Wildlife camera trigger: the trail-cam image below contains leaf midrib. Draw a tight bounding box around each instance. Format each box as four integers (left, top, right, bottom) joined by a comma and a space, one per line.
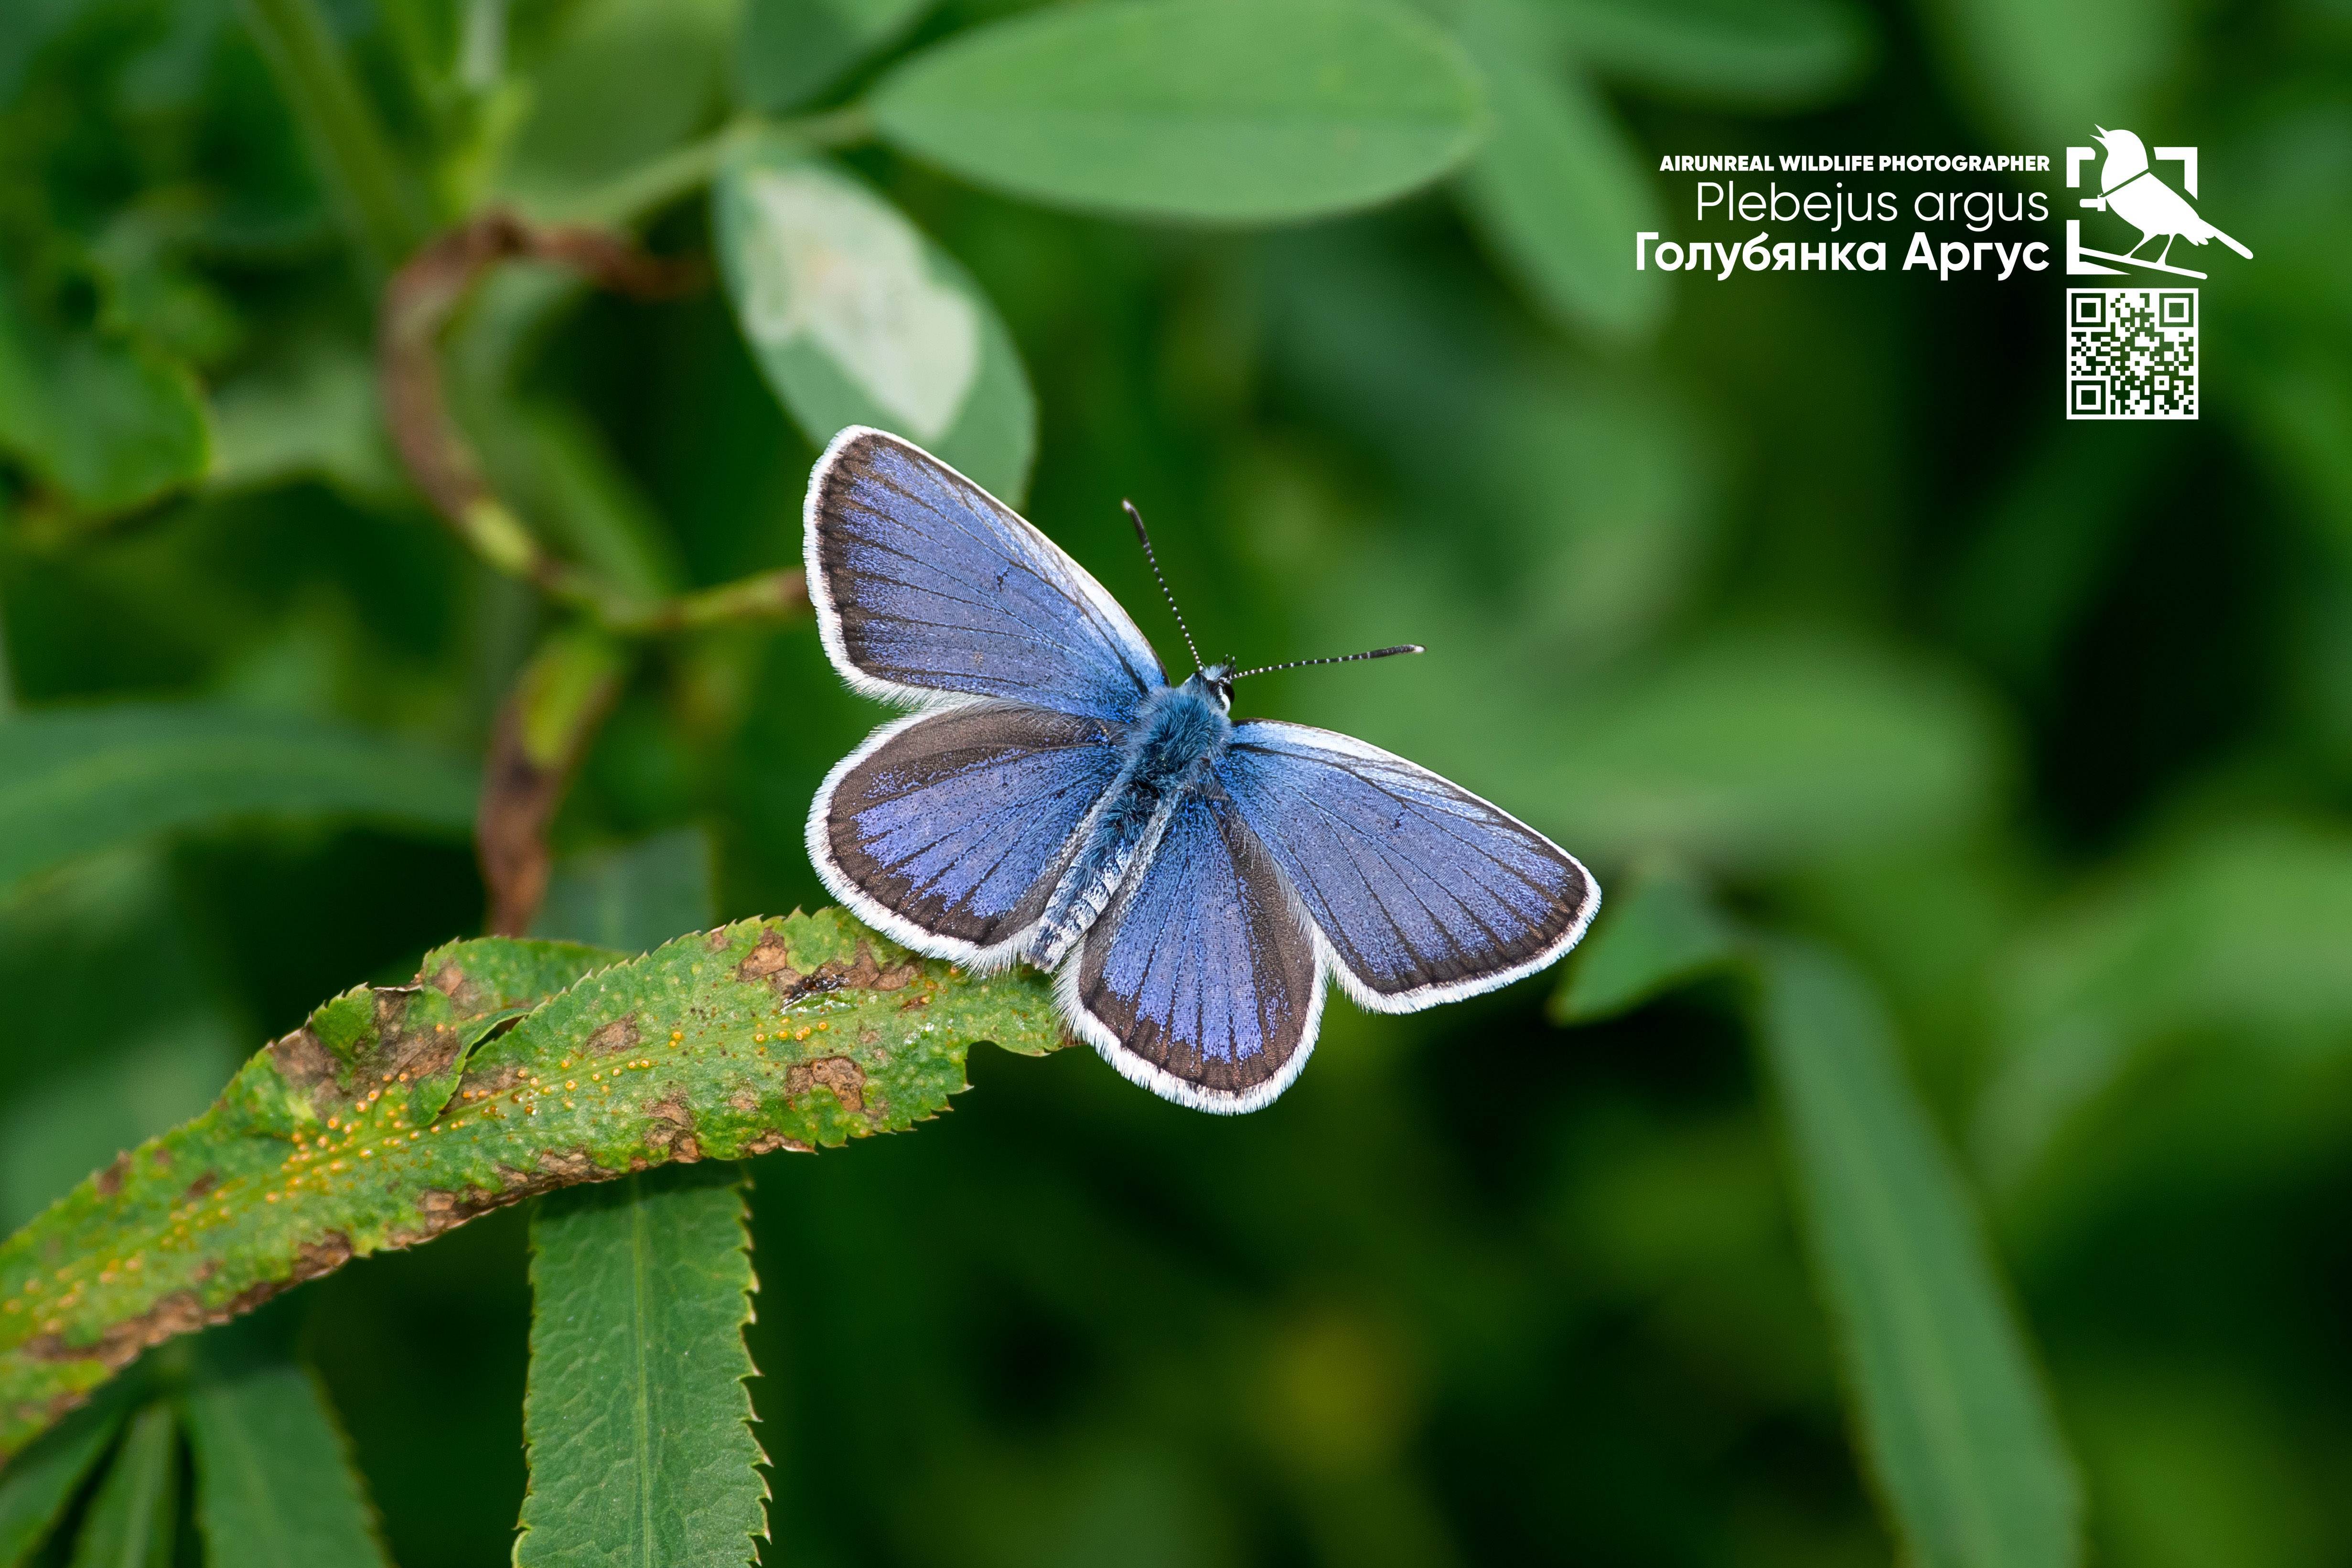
630, 1177, 656, 1568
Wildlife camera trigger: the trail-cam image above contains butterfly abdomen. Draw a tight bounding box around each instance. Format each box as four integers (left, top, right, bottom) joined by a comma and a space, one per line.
1022, 680, 1233, 969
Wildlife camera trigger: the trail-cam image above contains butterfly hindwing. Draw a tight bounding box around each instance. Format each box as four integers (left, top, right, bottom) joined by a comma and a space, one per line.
1064, 791, 1324, 1113
806, 427, 1166, 720
1217, 720, 1598, 1011
810, 701, 1126, 965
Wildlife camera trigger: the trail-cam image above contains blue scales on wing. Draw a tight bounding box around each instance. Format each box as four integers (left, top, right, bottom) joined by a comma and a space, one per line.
805, 427, 1166, 720
813, 702, 1126, 962
1068, 792, 1323, 1111
1218, 721, 1597, 1010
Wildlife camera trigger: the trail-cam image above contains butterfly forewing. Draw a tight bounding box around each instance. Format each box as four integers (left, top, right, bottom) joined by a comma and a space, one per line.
1065, 793, 1324, 1112
811, 702, 1125, 964
806, 427, 1166, 719
1218, 721, 1597, 1010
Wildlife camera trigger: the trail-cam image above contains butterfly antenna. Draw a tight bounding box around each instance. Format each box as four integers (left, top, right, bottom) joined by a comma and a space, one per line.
1230, 644, 1425, 681
1123, 500, 1203, 673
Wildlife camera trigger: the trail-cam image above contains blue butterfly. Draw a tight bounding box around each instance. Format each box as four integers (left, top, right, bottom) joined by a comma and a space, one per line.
803, 427, 1600, 1113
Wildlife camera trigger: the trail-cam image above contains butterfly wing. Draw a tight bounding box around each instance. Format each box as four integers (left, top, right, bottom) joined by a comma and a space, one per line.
1218, 721, 1597, 1011
806, 426, 1166, 720
1063, 792, 1324, 1114
809, 701, 1126, 966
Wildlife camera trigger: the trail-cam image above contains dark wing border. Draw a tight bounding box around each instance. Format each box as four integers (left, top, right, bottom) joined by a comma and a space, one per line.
1056, 795, 1326, 1115
807, 703, 1119, 969
1221, 720, 1600, 1014
803, 424, 1165, 713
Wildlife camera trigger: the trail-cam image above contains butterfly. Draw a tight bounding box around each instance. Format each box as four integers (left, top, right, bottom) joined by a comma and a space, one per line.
803, 427, 1600, 1113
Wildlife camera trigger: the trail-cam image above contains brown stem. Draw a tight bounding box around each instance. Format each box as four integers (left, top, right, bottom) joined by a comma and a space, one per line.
477, 628, 629, 935
377, 211, 744, 621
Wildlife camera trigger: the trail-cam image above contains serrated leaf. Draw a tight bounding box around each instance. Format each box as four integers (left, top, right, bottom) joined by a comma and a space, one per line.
1453, 0, 1667, 339
0, 281, 210, 520
1755, 943, 2080, 1568
0, 911, 1063, 1459
0, 1394, 127, 1568
179, 1350, 389, 1568
517, 1164, 764, 1567
715, 143, 1036, 502
0, 705, 480, 893
1551, 867, 1740, 1023
1548, 0, 1873, 107
66, 1403, 175, 1568
735, 0, 935, 110
868, 0, 1485, 223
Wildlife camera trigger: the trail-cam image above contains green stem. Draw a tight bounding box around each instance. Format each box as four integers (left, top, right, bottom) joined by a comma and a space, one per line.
604, 570, 809, 635
550, 106, 880, 227
0, 913, 1062, 1462
237, 0, 430, 275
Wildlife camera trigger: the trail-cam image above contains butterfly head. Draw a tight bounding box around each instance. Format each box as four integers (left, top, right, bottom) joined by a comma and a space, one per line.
1192, 662, 1237, 712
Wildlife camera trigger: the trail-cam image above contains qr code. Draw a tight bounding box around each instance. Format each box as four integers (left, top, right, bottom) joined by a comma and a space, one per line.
2066, 289, 2197, 419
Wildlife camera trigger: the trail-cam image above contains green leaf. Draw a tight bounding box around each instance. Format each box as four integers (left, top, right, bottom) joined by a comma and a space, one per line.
66, 1403, 176, 1568
1922, 0, 2182, 147
1754, 943, 2080, 1568
735, 0, 934, 111
536, 829, 719, 955
1537, 635, 2005, 870
205, 344, 403, 504
868, 0, 1486, 223
1551, 867, 1740, 1023
0, 283, 210, 520
180, 1350, 389, 1568
499, 0, 736, 209
1548, 0, 1874, 107
0, 912, 1063, 1459
0, 1396, 127, 1567
0, 705, 480, 893
1975, 822, 2352, 1187
1452, 0, 1667, 340
517, 1164, 765, 1567
714, 140, 1035, 501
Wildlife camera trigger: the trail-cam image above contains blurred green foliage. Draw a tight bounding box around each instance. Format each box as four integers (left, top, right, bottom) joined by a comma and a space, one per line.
0, 0, 2349, 1562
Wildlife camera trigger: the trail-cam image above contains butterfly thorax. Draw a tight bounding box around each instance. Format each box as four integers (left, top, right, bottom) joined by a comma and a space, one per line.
1021, 676, 1233, 969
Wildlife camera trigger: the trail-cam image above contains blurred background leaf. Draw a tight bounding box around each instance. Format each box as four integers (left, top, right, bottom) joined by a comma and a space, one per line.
179, 1338, 392, 1568
715, 140, 1037, 499
869, 0, 1486, 222
736, 0, 935, 113
0, 705, 477, 891
1, 0, 2348, 1562
1550, 0, 1874, 108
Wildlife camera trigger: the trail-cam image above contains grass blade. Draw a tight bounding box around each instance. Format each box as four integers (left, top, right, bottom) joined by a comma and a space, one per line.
517, 1165, 765, 1566
65, 1403, 175, 1568
1754, 942, 2080, 1568
180, 1349, 388, 1568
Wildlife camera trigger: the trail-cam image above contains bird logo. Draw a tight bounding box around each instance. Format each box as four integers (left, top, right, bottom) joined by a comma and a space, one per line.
2066, 128, 2251, 279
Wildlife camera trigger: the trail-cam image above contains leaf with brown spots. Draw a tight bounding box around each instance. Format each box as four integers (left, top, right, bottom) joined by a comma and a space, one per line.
0, 909, 1062, 1460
